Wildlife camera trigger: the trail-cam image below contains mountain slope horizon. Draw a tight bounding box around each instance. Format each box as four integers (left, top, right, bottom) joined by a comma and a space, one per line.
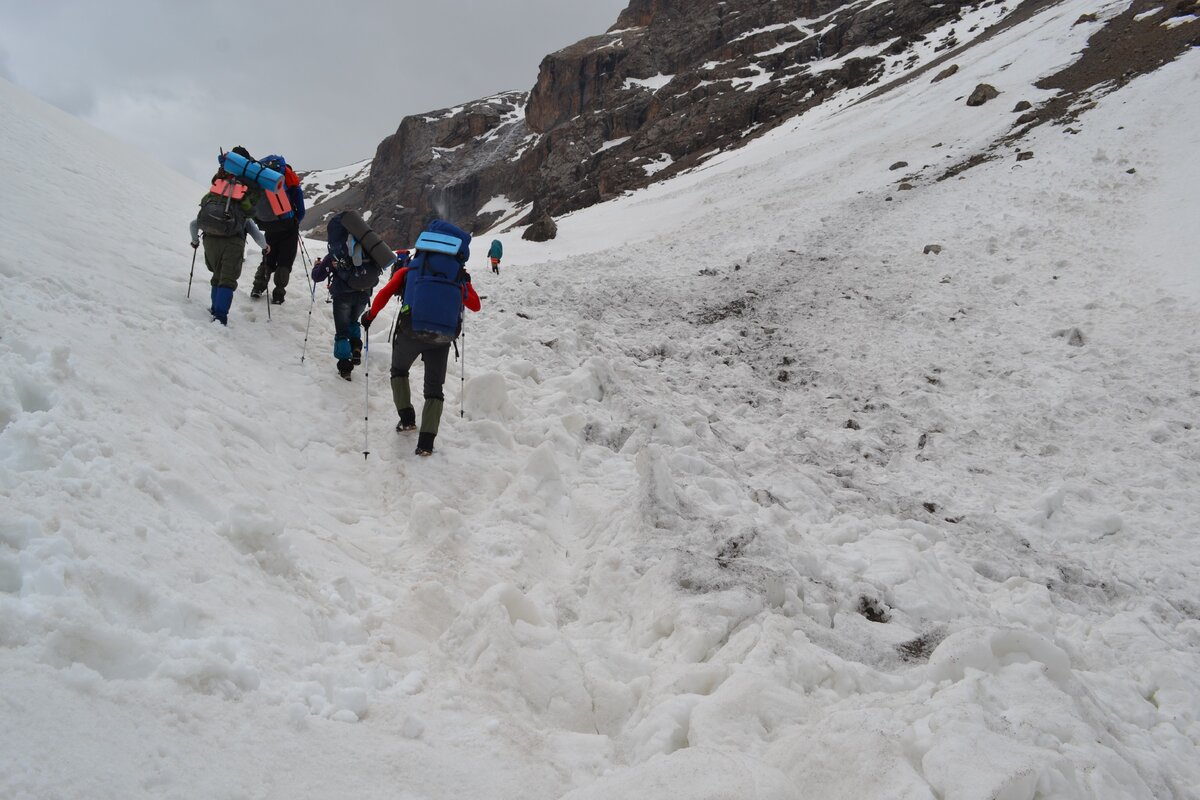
303, 0, 1199, 248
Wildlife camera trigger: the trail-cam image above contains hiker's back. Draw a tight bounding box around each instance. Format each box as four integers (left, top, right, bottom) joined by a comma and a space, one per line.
252, 154, 304, 233
321, 212, 384, 295
400, 220, 472, 344
197, 176, 255, 238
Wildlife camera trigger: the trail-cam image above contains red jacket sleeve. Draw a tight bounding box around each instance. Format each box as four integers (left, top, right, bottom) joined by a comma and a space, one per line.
463, 281, 481, 312
366, 266, 480, 321
366, 268, 406, 322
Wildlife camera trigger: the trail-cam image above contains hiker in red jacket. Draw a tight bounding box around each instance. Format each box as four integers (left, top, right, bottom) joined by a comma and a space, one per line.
360, 222, 481, 456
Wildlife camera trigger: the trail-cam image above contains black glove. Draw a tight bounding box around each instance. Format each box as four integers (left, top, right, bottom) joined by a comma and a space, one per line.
191, 241, 199, 249
360, 312, 372, 330
461, 270, 472, 284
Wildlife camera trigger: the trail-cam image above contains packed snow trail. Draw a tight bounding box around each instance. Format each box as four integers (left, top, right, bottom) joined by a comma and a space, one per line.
3, 18, 1200, 800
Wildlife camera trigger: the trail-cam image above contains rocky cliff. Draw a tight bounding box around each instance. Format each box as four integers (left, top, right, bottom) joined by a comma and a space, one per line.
303, 0, 1199, 246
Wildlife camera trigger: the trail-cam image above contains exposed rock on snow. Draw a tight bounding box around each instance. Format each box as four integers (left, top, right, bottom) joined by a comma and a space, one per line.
523, 213, 559, 242
1054, 326, 1087, 346
931, 64, 959, 82
966, 83, 1001, 106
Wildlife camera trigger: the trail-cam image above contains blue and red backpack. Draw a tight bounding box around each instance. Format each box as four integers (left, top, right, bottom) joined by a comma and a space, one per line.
253, 154, 306, 224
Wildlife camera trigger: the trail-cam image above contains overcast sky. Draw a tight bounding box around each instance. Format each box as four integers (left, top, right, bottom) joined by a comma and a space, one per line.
0, 0, 627, 183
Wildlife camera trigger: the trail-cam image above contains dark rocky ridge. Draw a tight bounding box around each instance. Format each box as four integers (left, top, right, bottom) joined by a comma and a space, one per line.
302, 0, 1198, 246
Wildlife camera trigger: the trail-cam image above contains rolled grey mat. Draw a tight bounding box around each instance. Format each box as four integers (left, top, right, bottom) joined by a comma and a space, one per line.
341, 210, 396, 269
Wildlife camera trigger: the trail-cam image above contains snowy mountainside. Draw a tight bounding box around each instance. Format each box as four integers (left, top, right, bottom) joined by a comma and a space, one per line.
309, 0, 1200, 248
297, 157, 372, 236
301, 158, 371, 207
3, 3, 1200, 798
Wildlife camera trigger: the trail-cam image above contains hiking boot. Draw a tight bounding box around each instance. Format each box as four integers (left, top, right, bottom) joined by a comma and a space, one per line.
250, 290, 264, 300
337, 359, 353, 380
350, 337, 363, 365
271, 290, 285, 305
414, 432, 435, 456
395, 407, 417, 432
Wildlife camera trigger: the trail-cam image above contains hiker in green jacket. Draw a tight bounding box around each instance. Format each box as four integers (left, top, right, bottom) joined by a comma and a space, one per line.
188, 146, 270, 325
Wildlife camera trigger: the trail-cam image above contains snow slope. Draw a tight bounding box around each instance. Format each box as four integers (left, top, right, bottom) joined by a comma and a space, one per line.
2, 1, 1199, 796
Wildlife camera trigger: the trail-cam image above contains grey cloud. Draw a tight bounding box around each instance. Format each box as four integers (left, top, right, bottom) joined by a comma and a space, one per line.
0, 0, 628, 181
44, 80, 98, 117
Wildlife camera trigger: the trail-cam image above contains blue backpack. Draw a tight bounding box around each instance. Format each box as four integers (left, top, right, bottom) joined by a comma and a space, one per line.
400, 220, 472, 344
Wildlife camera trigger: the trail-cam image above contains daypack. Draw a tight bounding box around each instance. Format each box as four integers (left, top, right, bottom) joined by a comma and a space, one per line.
326, 212, 383, 291
253, 185, 293, 223
400, 220, 472, 344
390, 249, 412, 277
253, 154, 297, 223
197, 176, 251, 237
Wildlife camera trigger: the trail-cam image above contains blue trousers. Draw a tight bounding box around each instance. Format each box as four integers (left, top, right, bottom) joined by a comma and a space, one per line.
331, 291, 369, 359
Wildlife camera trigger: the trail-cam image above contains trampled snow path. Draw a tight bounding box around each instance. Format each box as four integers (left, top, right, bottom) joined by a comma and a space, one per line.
2, 7, 1199, 799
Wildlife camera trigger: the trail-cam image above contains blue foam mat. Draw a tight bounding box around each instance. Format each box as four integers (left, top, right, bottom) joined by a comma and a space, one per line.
414, 231, 462, 256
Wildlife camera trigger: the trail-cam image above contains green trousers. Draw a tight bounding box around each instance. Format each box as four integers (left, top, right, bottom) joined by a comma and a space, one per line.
203, 235, 246, 290
391, 376, 444, 435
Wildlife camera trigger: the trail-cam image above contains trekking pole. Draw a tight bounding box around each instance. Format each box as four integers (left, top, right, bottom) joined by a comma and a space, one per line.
186, 247, 197, 298
460, 315, 466, 418
362, 327, 370, 460
300, 270, 317, 363
300, 290, 315, 363
297, 236, 315, 295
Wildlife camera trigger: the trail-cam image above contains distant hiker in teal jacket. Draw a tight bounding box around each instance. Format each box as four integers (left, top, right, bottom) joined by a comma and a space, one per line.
488, 239, 503, 274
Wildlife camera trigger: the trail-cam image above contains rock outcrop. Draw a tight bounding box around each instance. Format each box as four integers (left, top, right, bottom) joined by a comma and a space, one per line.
522, 213, 559, 242
302, 0, 1199, 246
966, 83, 1000, 106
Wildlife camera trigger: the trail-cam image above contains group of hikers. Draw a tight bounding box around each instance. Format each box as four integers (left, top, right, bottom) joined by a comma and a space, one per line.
188, 147, 504, 457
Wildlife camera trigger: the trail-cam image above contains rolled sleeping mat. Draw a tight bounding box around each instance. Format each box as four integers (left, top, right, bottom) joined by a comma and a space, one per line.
414, 231, 463, 256
220, 151, 284, 192
340, 210, 397, 269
